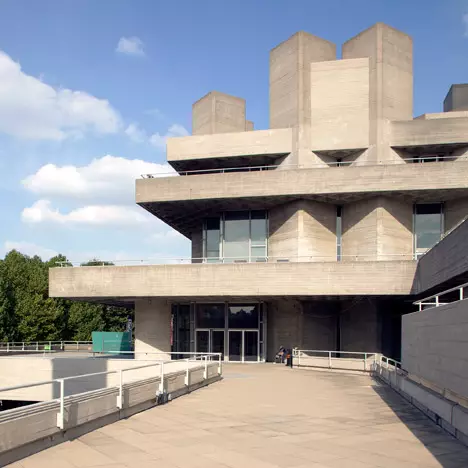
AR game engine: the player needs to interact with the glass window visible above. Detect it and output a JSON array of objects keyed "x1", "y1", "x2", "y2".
[
  {"x1": 204, "y1": 218, "x2": 220, "y2": 261},
  {"x1": 228, "y1": 304, "x2": 259, "y2": 328},
  {"x1": 414, "y1": 203, "x2": 443, "y2": 252},
  {"x1": 196, "y1": 304, "x2": 225, "y2": 328},
  {"x1": 251, "y1": 211, "x2": 267, "y2": 245},
  {"x1": 224, "y1": 212, "x2": 250, "y2": 262},
  {"x1": 336, "y1": 206, "x2": 342, "y2": 261}
]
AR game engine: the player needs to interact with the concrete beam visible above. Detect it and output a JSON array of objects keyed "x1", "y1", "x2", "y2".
[
  {"x1": 166, "y1": 128, "x2": 293, "y2": 172},
  {"x1": 49, "y1": 261, "x2": 417, "y2": 299},
  {"x1": 136, "y1": 162, "x2": 468, "y2": 204}
]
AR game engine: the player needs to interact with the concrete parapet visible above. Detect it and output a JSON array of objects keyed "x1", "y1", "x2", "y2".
[{"x1": 0, "y1": 362, "x2": 221, "y2": 466}]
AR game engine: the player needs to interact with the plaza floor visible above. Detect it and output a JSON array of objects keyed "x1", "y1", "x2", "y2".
[{"x1": 8, "y1": 364, "x2": 468, "y2": 468}]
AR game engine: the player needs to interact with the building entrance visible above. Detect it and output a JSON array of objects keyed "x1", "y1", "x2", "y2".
[
  {"x1": 228, "y1": 330, "x2": 259, "y2": 362},
  {"x1": 195, "y1": 329, "x2": 225, "y2": 359},
  {"x1": 172, "y1": 302, "x2": 266, "y2": 362}
]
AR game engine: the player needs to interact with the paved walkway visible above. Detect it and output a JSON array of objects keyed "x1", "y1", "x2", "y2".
[{"x1": 9, "y1": 365, "x2": 468, "y2": 468}]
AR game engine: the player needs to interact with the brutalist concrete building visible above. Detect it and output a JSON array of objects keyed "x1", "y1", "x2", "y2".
[{"x1": 50, "y1": 23, "x2": 468, "y2": 363}]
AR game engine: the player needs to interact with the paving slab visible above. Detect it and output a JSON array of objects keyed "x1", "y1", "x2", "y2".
[{"x1": 9, "y1": 364, "x2": 468, "y2": 468}]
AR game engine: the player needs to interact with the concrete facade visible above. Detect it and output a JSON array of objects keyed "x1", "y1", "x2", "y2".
[{"x1": 50, "y1": 22, "x2": 468, "y2": 362}]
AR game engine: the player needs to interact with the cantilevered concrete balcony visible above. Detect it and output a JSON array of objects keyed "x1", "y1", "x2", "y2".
[
  {"x1": 391, "y1": 115, "x2": 468, "y2": 150},
  {"x1": 137, "y1": 161, "x2": 468, "y2": 237},
  {"x1": 49, "y1": 260, "x2": 417, "y2": 303},
  {"x1": 166, "y1": 128, "x2": 293, "y2": 172}
]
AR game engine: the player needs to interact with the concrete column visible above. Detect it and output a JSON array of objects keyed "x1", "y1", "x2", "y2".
[
  {"x1": 135, "y1": 299, "x2": 171, "y2": 359},
  {"x1": 269, "y1": 31, "x2": 336, "y2": 168},
  {"x1": 342, "y1": 23, "x2": 413, "y2": 164},
  {"x1": 192, "y1": 91, "x2": 246, "y2": 135},
  {"x1": 269, "y1": 200, "x2": 336, "y2": 261},
  {"x1": 342, "y1": 197, "x2": 412, "y2": 261}
]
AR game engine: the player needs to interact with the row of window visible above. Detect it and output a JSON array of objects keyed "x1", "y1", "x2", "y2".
[{"x1": 202, "y1": 204, "x2": 444, "y2": 262}]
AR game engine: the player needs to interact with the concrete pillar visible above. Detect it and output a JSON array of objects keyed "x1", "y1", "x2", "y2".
[
  {"x1": 342, "y1": 197, "x2": 413, "y2": 261},
  {"x1": 269, "y1": 31, "x2": 336, "y2": 168},
  {"x1": 269, "y1": 200, "x2": 336, "y2": 261},
  {"x1": 135, "y1": 299, "x2": 171, "y2": 359},
  {"x1": 342, "y1": 23, "x2": 413, "y2": 164},
  {"x1": 192, "y1": 91, "x2": 246, "y2": 135}
]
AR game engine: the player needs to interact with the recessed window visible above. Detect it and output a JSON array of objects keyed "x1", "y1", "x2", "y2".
[
  {"x1": 336, "y1": 206, "x2": 342, "y2": 261},
  {"x1": 203, "y1": 211, "x2": 267, "y2": 262},
  {"x1": 414, "y1": 203, "x2": 443, "y2": 256}
]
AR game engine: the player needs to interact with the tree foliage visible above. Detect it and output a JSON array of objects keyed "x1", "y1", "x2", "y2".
[{"x1": 0, "y1": 250, "x2": 133, "y2": 342}]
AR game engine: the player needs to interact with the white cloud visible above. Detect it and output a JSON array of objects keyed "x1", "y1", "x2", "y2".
[
  {"x1": 125, "y1": 123, "x2": 146, "y2": 143},
  {"x1": 2, "y1": 241, "x2": 58, "y2": 260},
  {"x1": 21, "y1": 200, "x2": 152, "y2": 227},
  {"x1": 0, "y1": 51, "x2": 121, "y2": 140},
  {"x1": 150, "y1": 124, "x2": 189, "y2": 149},
  {"x1": 22, "y1": 155, "x2": 175, "y2": 204},
  {"x1": 464, "y1": 13, "x2": 468, "y2": 36},
  {"x1": 116, "y1": 37, "x2": 145, "y2": 56}
]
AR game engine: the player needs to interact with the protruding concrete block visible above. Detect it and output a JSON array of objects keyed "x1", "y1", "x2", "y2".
[
  {"x1": 270, "y1": 31, "x2": 336, "y2": 167},
  {"x1": 343, "y1": 23, "x2": 413, "y2": 163},
  {"x1": 444, "y1": 84, "x2": 468, "y2": 112},
  {"x1": 192, "y1": 91, "x2": 246, "y2": 135},
  {"x1": 269, "y1": 200, "x2": 336, "y2": 260},
  {"x1": 310, "y1": 58, "x2": 370, "y2": 151},
  {"x1": 342, "y1": 197, "x2": 413, "y2": 260},
  {"x1": 245, "y1": 120, "x2": 254, "y2": 131}
]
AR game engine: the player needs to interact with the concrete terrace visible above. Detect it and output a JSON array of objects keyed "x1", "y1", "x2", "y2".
[{"x1": 9, "y1": 365, "x2": 468, "y2": 468}]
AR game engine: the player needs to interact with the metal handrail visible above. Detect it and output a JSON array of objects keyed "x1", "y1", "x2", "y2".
[
  {"x1": 414, "y1": 281, "x2": 468, "y2": 311},
  {"x1": 141, "y1": 163, "x2": 298, "y2": 178},
  {"x1": 140, "y1": 155, "x2": 468, "y2": 178},
  {"x1": 55, "y1": 253, "x2": 417, "y2": 267},
  {"x1": 0, "y1": 353, "x2": 222, "y2": 430}
]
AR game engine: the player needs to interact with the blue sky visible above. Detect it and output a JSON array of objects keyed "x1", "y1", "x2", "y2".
[{"x1": 0, "y1": 0, "x2": 467, "y2": 262}]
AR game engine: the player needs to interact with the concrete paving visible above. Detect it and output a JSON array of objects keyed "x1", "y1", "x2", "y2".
[{"x1": 8, "y1": 364, "x2": 468, "y2": 468}]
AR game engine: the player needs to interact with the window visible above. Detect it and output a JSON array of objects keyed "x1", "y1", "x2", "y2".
[
  {"x1": 228, "y1": 304, "x2": 259, "y2": 328},
  {"x1": 196, "y1": 304, "x2": 225, "y2": 328},
  {"x1": 414, "y1": 203, "x2": 443, "y2": 256},
  {"x1": 203, "y1": 218, "x2": 220, "y2": 262},
  {"x1": 412, "y1": 154, "x2": 443, "y2": 163},
  {"x1": 336, "y1": 206, "x2": 342, "y2": 261},
  {"x1": 202, "y1": 211, "x2": 267, "y2": 262}
]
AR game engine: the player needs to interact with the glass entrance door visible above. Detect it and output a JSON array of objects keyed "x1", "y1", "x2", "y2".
[
  {"x1": 244, "y1": 331, "x2": 259, "y2": 362},
  {"x1": 228, "y1": 331, "x2": 242, "y2": 361},
  {"x1": 196, "y1": 329, "x2": 224, "y2": 358},
  {"x1": 228, "y1": 330, "x2": 259, "y2": 362}
]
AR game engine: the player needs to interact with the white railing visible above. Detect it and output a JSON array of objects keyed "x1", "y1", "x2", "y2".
[
  {"x1": 141, "y1": 155, "x2": 468, "y2": 178},
  {"x1": 0, "y1": 341, "x2": 92, "y2": 352},
  {"x1": 292, "y1": 349, "x2": 378, "y2": 371},
  {"x1": 293, "y1": 349, "x2": 402, "y2": 374},
  {"x1": 0, "y1": 352, "x2": 221, "y2": 430},
  {"x1": 55, "y1": 253, "x2": 417, "y2": 267},
  {"x1": 414, "y1": 281, "x2": 468, "y2": 311},
  {"x1": 142, "y1": 163, "x2": 296, "y2": 178}
]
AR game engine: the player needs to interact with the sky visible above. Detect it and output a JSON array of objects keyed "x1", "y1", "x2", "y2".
[{"x1": 0, "y1": 0, "x2": 467, "y2": 263}]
